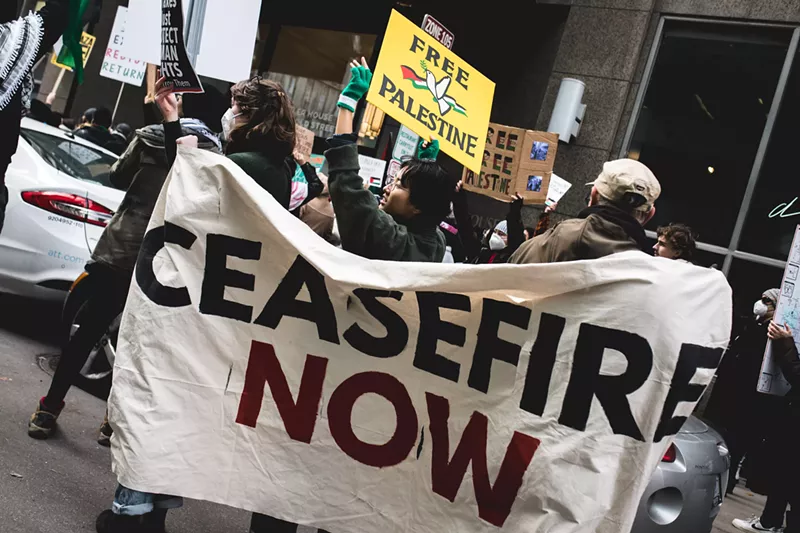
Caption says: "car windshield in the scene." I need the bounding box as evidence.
[20,129,120,190]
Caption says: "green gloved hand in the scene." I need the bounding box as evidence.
[338,58,373,112]
[417,138,440,161]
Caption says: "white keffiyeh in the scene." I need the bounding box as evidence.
[0,12,43,112]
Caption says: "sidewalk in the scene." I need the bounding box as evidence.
[714,485,769,533]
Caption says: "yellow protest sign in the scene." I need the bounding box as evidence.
[367,11,494,172]
[51,32,96,71]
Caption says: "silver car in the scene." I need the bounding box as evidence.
[631,416,730,533]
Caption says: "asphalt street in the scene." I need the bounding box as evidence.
[0,293,771,533]
[0,294,250,533]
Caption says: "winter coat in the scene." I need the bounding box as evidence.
[453,192,527,264]
[164,120,296,210]
[510,205,650,264]
[325,142,445,262]
[74,124,128,155]
[92,121,222,272]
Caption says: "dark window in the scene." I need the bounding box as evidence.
[21,129,120,190]
[727,259,783,323]
[739,52,800,260]
[630,22,792,247]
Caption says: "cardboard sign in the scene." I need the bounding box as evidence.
[100,7,146,87]
[422,14,454,50]
[462,123,559,205]
[51,32,95,71]
[367,10,494,173]
[759,224,800,395]
[296,125,315,161]
[546,174,572,206]
[109,147,732,533]
[160,0,203,93]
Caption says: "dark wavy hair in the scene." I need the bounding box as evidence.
[657,223,697,260]
[226,78,296,160]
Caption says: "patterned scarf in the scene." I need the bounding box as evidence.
[0,12,43,112]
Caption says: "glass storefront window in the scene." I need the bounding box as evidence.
[739,51,800,260]
[629,22,792,247]
[726,259,783,322]
[262,27,376,139]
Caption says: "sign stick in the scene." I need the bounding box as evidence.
[112,83,125,122]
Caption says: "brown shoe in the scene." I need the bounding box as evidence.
[28,397,64,440]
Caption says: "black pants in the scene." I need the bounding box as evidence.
[250,514,329,533]
[761,494,788,529]
[43,262,131,410]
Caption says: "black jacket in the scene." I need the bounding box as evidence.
[453,191,524,264]
[74,124,128,155]
[92,122,222,272]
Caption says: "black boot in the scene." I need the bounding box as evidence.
[96,509,148,533]
[143,509,168,533]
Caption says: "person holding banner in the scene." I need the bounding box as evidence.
[510,159,660,264]
[325,58,454,262]
[158,75,302,211]
[27,92,224,443]
[0,0,73,233]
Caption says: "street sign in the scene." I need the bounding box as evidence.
[422,14,454,50]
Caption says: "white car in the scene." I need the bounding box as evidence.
[0,118,123,301]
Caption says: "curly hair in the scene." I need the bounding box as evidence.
[657,223,697,260]
[226,78,296,160]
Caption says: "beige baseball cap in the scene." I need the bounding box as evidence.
[588,159,661,212]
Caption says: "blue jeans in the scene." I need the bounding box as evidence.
[112,484,183,516]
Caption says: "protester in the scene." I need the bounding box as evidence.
[654,223,697,262]
[92,75,311,533]
[509,159,660,264]
[454,188,556,264]
[0,0,71,233]
[705,289,783,496]
[250,57,454,533]
[158,75,312,211]
[289,150,324,213]
[323,60,453,262]
[298,172,335,241]
[732,320,800,533]
[27,92,223,444]
[74,106,128,155]
[112,122,133,145]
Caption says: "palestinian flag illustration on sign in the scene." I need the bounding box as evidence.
[401,61,468,117]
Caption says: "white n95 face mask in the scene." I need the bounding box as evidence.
[489,233,507,251]
[221,108,242,141]
[753,300,769,320]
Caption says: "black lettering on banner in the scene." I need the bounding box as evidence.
[255,255,340,344]
[468,299,532,393]
[410,35,426,54]
[413,292,470,382]
[136,222,196,308]
[344,289,409,358]
[466,135,479,158]
[388,88,405,110]
[654,344,724,442]
[519,313,566,416]
[559,323,653,441]
[199,234,261,323]
[425,46,441,67]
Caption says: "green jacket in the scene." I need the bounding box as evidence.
[325,144,445,262]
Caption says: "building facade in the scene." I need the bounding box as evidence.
[23,0,800,317]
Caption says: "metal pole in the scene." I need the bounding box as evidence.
[722,27,800,275]
[111,83,125,122]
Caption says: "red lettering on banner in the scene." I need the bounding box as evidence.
[328,372,418,468]
[426,393,540,527]
[235,341,327,443]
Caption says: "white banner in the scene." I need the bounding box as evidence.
[109,147,732,533]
